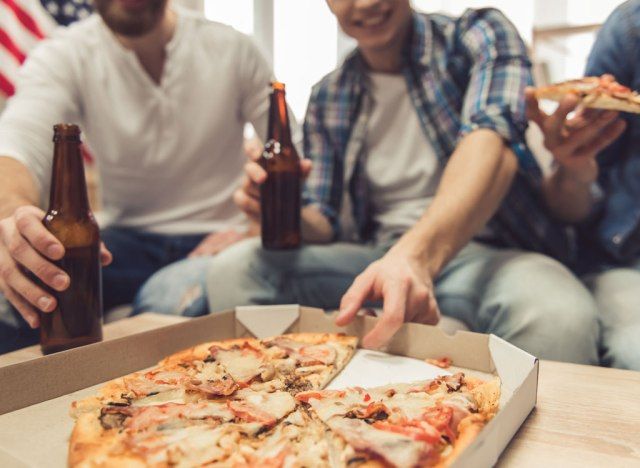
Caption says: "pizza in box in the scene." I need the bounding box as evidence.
[69,332,500,467]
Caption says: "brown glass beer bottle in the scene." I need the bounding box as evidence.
[259,81,302,249]
[39,124,103,354]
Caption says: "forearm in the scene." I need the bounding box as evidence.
[0,157,40,218]
[391,129,517,277]
[301,205,333,243]
[541,167,594,223]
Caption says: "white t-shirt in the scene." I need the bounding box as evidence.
[0,8,275,234]
[365,73,442,243]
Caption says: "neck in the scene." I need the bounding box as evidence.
[360,15,412,73]
[116,9,176,83]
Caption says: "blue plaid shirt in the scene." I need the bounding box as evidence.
[302,8,572,261]
[580,0,640,268]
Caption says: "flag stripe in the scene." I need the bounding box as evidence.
[0,70,16,97]
[1,0,46,39]
[0,28,27,63]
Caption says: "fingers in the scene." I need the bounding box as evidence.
[234,188,261,221]
[100,242,113,266]
[336,269,376,326]
[362,279,409,349]
[2,285,40,328]
[300,159,312,179]
[555,112,620,161]
[0,217,68,291]
[547,95,580,140]
[524,87,545,128]
[574,118,626,159]
[246,161,267,185]
[0,250,56,314]
[13,206,63,260]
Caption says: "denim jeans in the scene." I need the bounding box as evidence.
[582,258,640,371]
[137,238,600,365]
[0,227,205,354]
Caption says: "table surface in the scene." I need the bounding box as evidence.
[1,313,639,467]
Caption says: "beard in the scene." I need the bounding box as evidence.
[94,0,168,37]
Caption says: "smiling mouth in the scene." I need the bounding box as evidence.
[353,10,392,29]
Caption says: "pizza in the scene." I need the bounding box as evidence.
[534,74,640,113]
[68,333,500,467]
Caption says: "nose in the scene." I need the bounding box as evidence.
[353,0,383,11]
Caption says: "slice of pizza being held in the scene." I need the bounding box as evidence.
[534,74,640,113]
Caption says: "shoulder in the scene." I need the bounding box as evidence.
[309,55,360,109]
[180,8,259,55]
[24,14,102,69]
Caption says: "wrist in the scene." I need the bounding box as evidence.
[554,162,597,188]
[389,231,448,279]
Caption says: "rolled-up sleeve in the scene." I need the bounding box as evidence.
[0,36,81,201]
[456,9,532,147]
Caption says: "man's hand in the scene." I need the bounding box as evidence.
[525,87,626,184]
[0,205,112,328]
[233,158,313,224]
[187,229,250,258]
[335,248,440,350]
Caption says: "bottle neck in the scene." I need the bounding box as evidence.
[48,138,91,218]
[267,89,292,146]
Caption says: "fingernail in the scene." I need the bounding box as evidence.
[47,244,63,258]
[38,296,53,311]
[29,318,39,329]
[53,274,69,290]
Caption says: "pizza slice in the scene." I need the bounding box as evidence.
[260,333,358,394]
[534,74,640,113]
[69,389,297,467]
[296,373,500,467]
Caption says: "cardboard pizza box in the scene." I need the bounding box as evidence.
[0,305,538,467]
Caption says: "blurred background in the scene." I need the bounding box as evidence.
[188,0,625,122]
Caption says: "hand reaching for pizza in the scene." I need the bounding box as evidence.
[335,249,440,349]
[525,87,626,184]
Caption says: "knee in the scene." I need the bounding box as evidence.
[487,253,599,363]
[133,258,209,317]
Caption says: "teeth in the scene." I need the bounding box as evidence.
[362,14,386,27]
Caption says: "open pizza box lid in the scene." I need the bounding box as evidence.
[0,305,538,467]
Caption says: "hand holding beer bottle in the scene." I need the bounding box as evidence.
[0,124,111,352]
[234,82,312,247]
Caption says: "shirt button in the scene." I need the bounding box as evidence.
[613,235,623,244]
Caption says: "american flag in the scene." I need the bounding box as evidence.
[0,0,92,103]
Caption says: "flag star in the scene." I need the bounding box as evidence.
[63,2,75,15]
[46,1,59,14]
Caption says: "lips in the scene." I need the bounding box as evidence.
[118,0,148,10]
[353,10,392,29]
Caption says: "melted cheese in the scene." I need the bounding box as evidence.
[328,417,428,468]
[215,349,264,383]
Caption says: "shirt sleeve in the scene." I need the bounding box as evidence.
[456,8,532,146]
[302,83,340,238]
[0,35,81,201]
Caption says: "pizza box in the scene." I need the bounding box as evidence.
[0,305,538,467]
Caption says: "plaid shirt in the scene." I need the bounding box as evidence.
[302,8,573,262]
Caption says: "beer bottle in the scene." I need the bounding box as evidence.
[259,81,302,250]
[40,124,103,354]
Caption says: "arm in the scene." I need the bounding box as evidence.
[0,38,110,328]
[526,92,625,223]
[527,4,632,223]
[337,9,533,348]
[337,130,516,348]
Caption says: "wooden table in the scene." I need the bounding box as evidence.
[1,314,639,466]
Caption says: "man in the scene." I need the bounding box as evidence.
[140,0,600,363]
[0,0,275,353]
[526,0,640,370]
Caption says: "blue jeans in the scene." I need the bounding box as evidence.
[137,238,600,365]
[582,258,640,371]
[0,227,205,354]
